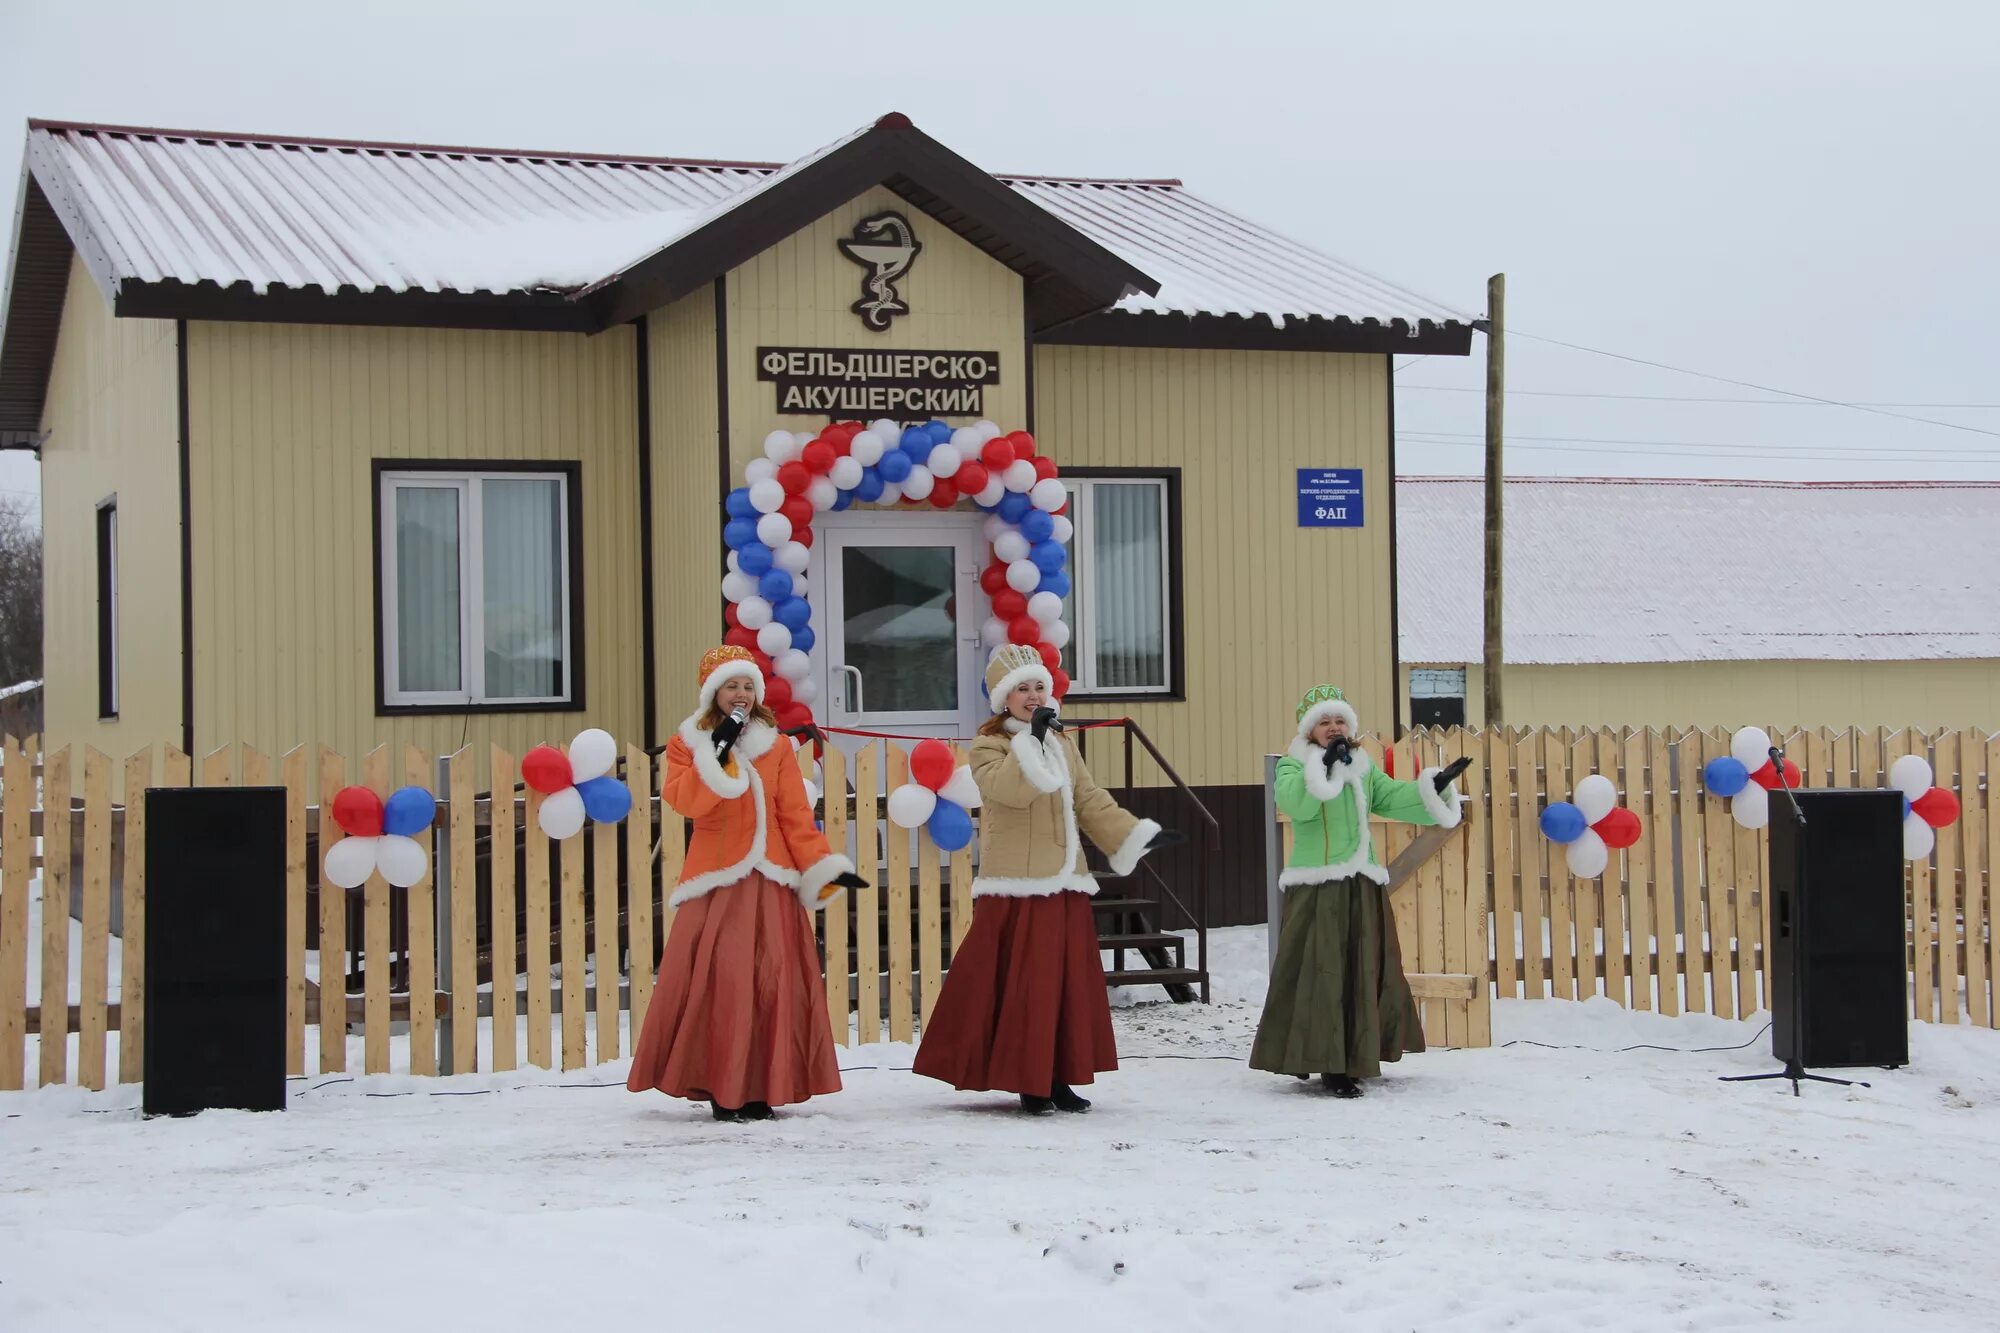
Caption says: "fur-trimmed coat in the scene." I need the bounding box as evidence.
[968,720,1160,899]
[662,714,854,912]
[1275,739,1463,890]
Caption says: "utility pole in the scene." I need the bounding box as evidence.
[1482,273,1505,729]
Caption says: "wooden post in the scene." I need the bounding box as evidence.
[1481,272,1506,728]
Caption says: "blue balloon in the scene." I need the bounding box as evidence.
[759,568,794,602]
[1019,509,1056,543]
[723,518,759,551]
[1702,756,1750,798]
[1903,795,1913,820]
[791,624,816,654]
[725,488,756,520]
[739,542,774,576]
[775,596,811,631]
[577,775,632,825]
[855,468,885,503]
[925,420,952,445]
[1030,540,1067,574]
[927,799,974,852]
[997,491,1032,523]
[878,449,913,483]
[1037,569,1072,599]
[382,785,437,838]
[832,490,854,512]
[1539,801,1588,844]
[899,426,930,453]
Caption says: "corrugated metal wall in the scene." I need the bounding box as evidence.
[38,257,181,756]
[647,289,723,730]
[1035,344,1393,788]
[185,321,643,779]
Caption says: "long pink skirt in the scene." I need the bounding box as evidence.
[626,872,841,1109]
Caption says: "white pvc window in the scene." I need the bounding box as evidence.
[380,470,572,707]
[1058,478,1172,695]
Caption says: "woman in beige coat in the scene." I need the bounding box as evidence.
[912,644,1182,1114]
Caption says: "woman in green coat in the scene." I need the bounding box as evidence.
[1250,685,1465,1097]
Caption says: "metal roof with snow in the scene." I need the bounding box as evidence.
[1397,477,2000,665]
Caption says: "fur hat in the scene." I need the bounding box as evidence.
[1295,684,1359,740]
[985,644,1054,714]
[698,644,764,714]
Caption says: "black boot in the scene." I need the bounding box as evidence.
[1320,1074,1363,1099]
[1051,1082,1092,1114]
[711,1101,746,1122]
[742,1101,774,1121]
[1019,1093,1056,1116]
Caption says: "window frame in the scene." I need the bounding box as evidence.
[96,495,118,720]
[372,459,585,716]
[1057,468,1184,702]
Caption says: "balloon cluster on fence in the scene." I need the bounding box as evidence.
[720,419,1071,728]
[324,784,436,889]
[521,728,633,840]
[1538,774,1642,878]
[886,739,982,853]
[1699,726,1801,830]
[1887,754,1962,861]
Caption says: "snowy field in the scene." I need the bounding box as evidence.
[4,926,1998,1332]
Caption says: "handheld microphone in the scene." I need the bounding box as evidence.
[730,707,748,726]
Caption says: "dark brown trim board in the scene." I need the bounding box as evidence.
[175,320,193,756]
[95,495,117,720]
[634,317,659,749]
[1385,353,1402,739]
[1058,466,1186,703]
[1021,288,1037,434]
[713,275,732,632]
[114,279,605,334]
[1038,310,1476,357]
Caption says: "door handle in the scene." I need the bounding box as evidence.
[835,664,864,714]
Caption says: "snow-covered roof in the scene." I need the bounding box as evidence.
[1397,478,2000,665]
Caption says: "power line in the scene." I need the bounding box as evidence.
[1400,428,2000,457]
[1398,435,2000,464]
[1397,384,2000,409]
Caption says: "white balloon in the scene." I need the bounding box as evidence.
[981,616,1009,647]
[737,596,773,629]
[567,727,618,783]
[537,786,587,841]
[776,649,812,682]
[850,432,885,466]
[726,550,742,574]
[976,477,1007,508]
[749,478,786,514]
[763,429,800,463]
[807,476,838,513]
[940,766,982,811]
[994,531,1031,564]
[887,783,937,830]
[774,540,810,574]
[721,572,757,603]
[950,427,982,454]
[1573,774,1618,826]
[376,834,431,888]
[1564,829,1609,878]
[1730,782,1770,830]
[830,455,864,490]
[745,457,777,485]
[756,512,793,547]
[1030,478,1067,512]
[877,481,903,506]
[1729,726,1773,771]
[1045,619,1071,650]
[983,515,1009,544]
[1889,754,1934,803]
[1050,515,1075,544]
[903,465,936,501]
[974,420,1002,441]
[869,418,900,443]
[1006,559,1042,594]
[1029,591,1064,626]
[1904,815,1936,861]
[794,675,819,705]
[1003,459,1038,493]
[789,570,810,597]
[323,835,379,890]
[792,430,817,450]
[757,622,793,657]
[929,444,963,478]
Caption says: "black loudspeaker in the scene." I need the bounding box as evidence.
[143,786,287,1116]
[1767,789,1908,1071]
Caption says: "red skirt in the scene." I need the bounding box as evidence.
[912,889,1118,1096]
[626,872,841,1108]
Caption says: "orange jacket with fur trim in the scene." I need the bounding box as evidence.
[663,715,853,911]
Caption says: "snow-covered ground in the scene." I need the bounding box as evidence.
[4,925,1997,1331]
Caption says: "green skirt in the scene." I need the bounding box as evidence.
[1249,874,1425,1079]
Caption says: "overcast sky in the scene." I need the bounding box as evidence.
[5,0,1998,512]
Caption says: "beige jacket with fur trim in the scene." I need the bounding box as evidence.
[969,720,1160,898]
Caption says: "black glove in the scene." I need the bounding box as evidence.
[711,713,746,763]
[1322,735,1354,775]
[832,871,869,890]
[1030,706,1060,743]
[1433,756,1473,793]
[1148,828,1186,850]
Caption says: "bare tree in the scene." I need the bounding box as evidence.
[0,497,43,689]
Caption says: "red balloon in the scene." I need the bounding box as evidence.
[980,438,1014,470]
[723,602,741,629]
[801,442,836,475]
[899,492,922,506]
[956,461,989,496]
[979,562,1011,596]
[780,495,813,530]
[791,523,814,549]
[1050,667,1070,699]
[725,626,759,651]
[1007,616,1040,646]
[1032,455,1059,482]
[764,675,793,711]
[521,745,574,796]
[778,461,811,495]
[829,431,853,457]
[1009,431,1037,462]
[992,589,1028,620]
[1748,758,1801,791]
[1594,807,1643,850]
[1035,643,1062,672]
[910,739,956,791]
[778,702,813,731]
[928,479,959,509]
[1912,787,1961,828]
[752,650,775,677]
[331,785,384,837]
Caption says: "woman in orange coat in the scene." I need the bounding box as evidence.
[627,646,865,1121]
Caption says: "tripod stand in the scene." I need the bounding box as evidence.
[1718,1062,1869,1098]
